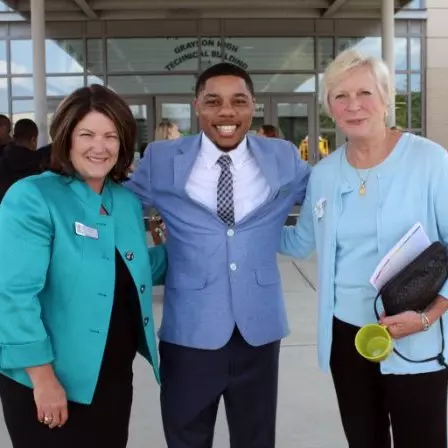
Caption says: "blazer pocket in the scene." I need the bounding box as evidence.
[166,271,207,290]
[255,267,280,286]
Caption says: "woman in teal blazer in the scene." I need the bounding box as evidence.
[0,85,166,448]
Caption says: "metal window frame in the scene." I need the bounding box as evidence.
[0,17,426,149]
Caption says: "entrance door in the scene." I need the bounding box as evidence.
[46,98,63,143]
[154,95,197,139]
[126,97,152,159]
[252,94,317,164]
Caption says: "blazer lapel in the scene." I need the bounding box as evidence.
[173,134,202,194]
[247,135,280,200]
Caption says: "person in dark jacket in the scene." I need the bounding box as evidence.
[0,118,40,202]
[36,143,52,170]
[0,114,12,157]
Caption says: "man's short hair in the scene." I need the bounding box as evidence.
[0,114,11,132]
[195,63,254,97]
[13,119,38,141]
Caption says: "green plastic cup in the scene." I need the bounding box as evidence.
[355,324,393,363]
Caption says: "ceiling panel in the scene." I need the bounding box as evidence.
[2,0,414,20]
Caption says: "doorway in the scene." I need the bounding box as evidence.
[48,93,318,164]
[252,94,317,164]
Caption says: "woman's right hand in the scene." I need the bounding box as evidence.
[26,365,69,429]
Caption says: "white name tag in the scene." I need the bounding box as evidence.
[74,222,99,239]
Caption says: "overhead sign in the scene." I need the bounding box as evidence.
[164,38,248,71]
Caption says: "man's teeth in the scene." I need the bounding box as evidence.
[217,125,237,135]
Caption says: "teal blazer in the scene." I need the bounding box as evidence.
[0,172,166,404]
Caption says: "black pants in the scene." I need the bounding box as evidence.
[0,373,133,448]
[160,327,280,448]
[330,317,448,448]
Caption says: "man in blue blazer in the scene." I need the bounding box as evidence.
[126,63,311,448]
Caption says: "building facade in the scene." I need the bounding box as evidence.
[0,0,437,162]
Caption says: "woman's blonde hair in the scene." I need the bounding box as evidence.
[321,49,394,116]
[154,119,177,141]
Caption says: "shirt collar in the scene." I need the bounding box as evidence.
[63,175,114,213]
[200,132,249,171]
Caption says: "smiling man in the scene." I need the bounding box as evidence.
[126,63,311,448]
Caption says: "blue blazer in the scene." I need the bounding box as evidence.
[126,134,311,349]
[0,172,166,404]
[280,133,448,375]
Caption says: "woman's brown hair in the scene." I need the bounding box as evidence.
[260,124,279,138]
[49,84,137,182]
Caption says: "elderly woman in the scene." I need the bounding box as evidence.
[280,49,448,448]
[0,85,166,447]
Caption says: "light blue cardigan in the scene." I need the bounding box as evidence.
[281,133,448,375]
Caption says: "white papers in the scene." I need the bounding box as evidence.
[370,222,431,291]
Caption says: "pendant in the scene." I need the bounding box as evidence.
[359,181,366,196]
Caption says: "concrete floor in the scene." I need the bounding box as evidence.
[0,255,348,447]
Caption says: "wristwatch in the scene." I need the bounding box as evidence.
[420,312,431,331]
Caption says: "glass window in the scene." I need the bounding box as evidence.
[87,39,104,74]
[320,105,335,129]
[0,2,12,12]
[46,40,84,74]
[107,38,200,72]
[159,103,192,135]
[107,75,196,95]
[47,76,84,96]
[88,75,104,86]
[0,41,6,75]
[337,37,381,58]
[318,38,334,72]
[411,74,421,129]
[12,40,85,75]
[11,40,32,74]
[224,37,315,71]
[395,94,408,129]
[12,99,34,124]
[395,38,407,71]
[277,101,309,148]
[395,74,408,94]
[252,74,316,93]
[12,77,33,97]
[0,77,8,114]
[319,132,336,157]
[403,0,424,9]
[200,37,224,71]
[395,73,408,129]
[410,38,421,71]
[128,104,148,152]
[250,103,265,134]
[337,37,408,71]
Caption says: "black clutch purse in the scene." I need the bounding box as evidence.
[374,241,448,367]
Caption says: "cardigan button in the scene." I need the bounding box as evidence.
[125,251,134,261]
[140,284,146,293]
[143,317,149,326]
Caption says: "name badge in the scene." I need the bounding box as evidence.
[74,222,99,239]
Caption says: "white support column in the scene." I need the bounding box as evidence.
[31,0,47,146]
[382,0,395,127]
